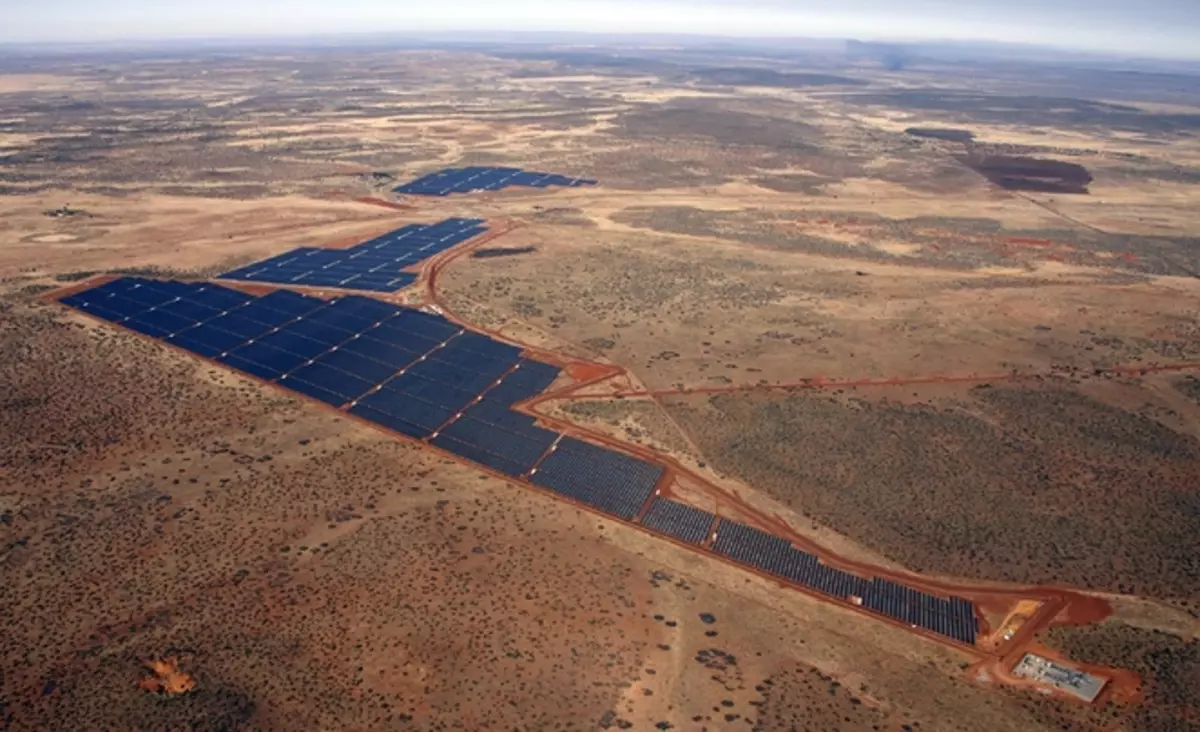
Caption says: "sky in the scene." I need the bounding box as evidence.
[4,0,1200,60]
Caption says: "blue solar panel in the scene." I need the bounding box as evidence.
[348,402,429,439]
[383,372,479,411]
[388,311,463,341]
[205,313,274,340]
[336,334,423,369]
[279,319,354,348]
[137,280,196,299]
[405,358,500,394]
[73,301,127,322]
[215,218,488,293]
[642,499,714,545]
[430,433,528,477]
[126,308,196,335]
[219,353,285,382]
[257,289,327,316]
[168,331,226,358]
[96,294,150,319]
[277,375,348,407]
[156,298,222,323]
[254,330,332,360]
[237,301,307,328]
[313,348,400,384]
[394,168,591,197]
[288,362,374,399]
[124,317,173,338]
[121,286,178,309]
[449,331,524,361]
[171,324,247,355]
[227,340,311,374]
[485,361,561,405]
[431,345,516,380]
[78,278,139,299]
[327,296,403,321]
[439,416,552,468]
[530,438,661,520]
[371,321,451,352]
[60,276,988,650]
[188,287,252,311]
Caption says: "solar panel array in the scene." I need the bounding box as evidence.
[59,276,977,648]
[713,519,977,645]
[218,218,487,293]
[394,166,597,197]
[640,498,715,545]
[531,437,664,520]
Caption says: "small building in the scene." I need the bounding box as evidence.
[1012,653,1108,703]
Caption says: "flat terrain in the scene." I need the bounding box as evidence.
[3,41,1200,729]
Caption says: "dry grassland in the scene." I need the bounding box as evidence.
[3,45,1199,729]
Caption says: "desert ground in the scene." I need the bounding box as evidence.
[2,41,1199,730]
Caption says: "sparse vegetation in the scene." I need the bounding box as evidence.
[3,40,1200,731]
[664,385,1200,598]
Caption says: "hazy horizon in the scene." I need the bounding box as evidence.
[5,0,1200,61]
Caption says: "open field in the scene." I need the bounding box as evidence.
[3,40,1200,728]
[660,380,1200,598]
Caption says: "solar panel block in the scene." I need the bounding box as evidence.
[484,361,561,406]
[640,499,714,545]
[187,287,253,311]
[348,403,429,440]
[462,398,551,440]
[254,330,332,361]
[236,301,309,328]
[382,372,479,412]
[215,218,488,293]
[387,310,464,342]
[431,434,528,477]
[278,375,349,408]
[394,167,597,196]
[219,353,285,382]
[156,297,222,323]
[337,334,424,370]
[437,416,553,469]
[326,296,403,322]
[227,340,311,375]
[713,520,795,575]
[429,346,516,381]
[288,362,374,400]
[172,324,248,355]
[312,348,400,385]
[205,313,274,340]
[59,276,983,651]
[405,358,500,395]
[282,319,355,347]
[530,438,662,520]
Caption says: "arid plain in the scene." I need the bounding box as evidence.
[2,43,1199,730]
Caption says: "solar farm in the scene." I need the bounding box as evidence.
[57,275,980,648]
[393,166,598,196]
[218,218,488,292]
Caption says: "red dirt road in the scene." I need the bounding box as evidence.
[48,215,1167,704]
[413,220,1168,701]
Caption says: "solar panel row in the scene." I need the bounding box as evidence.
[530,437,664,520]
[394,166,598,197]
[640,498,714,545]
[219,217,487,293]
[712,518,978,645]
[60,277,976,647]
